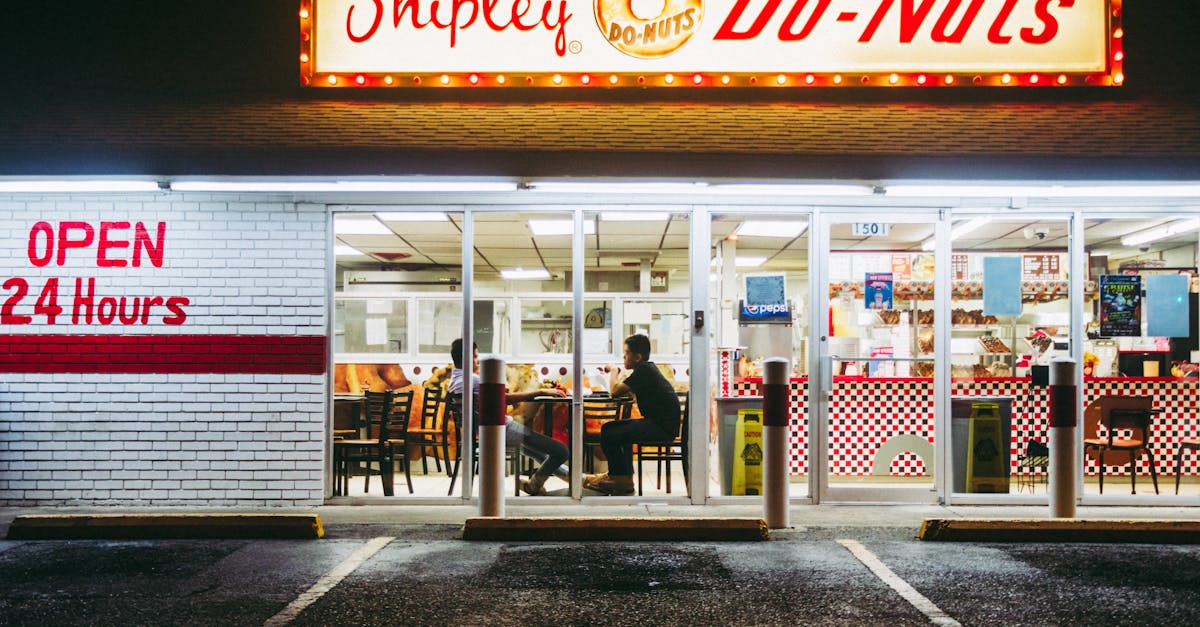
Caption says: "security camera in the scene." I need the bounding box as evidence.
[1139,246,1151,253]
[1034,227,1049,240]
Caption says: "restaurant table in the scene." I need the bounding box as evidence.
[530,395,573,440]
[333,393,365,439]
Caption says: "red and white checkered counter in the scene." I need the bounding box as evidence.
[731,376,1199,479]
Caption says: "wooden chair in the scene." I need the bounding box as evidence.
[407,387,451,477]
[1175,438,1200,494]
[635,391,689,495]
[582,397,632,473]
[333,389,415,496]
[1083,396,1159,495]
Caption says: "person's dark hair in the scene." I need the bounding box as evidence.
[450,338,478,368]
[624,334,651,361]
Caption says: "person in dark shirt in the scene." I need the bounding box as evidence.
[585,334,680,495]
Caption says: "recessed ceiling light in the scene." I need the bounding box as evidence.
[528,219,596,235]
[335,244,366,256]
[735,221,808,238]
[335,219,393,235]
[500,268,551,280]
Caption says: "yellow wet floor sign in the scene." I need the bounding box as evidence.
[732,409,764,496]
[966,402,1008,493]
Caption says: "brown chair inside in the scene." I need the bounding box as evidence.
[1175,437,1200,495]
[635,391,689,495]
[1083,396,1159,495]
[407,387,452,477]
[582,397,632,473]
[333,389,415,496]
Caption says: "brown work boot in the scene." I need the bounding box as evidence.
[591,474,634,496]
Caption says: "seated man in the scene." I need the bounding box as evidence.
[449,339,569,495]
[586,333,680,496]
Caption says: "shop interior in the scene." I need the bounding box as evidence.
[331,207,1200,502]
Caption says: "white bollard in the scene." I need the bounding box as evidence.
[762,357,791,529]
[1048,358,1077,518]
[479,356,507,517]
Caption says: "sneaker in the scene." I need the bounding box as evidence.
[590,476,634,496]
[520,475,548,496]
[582,473,608,489]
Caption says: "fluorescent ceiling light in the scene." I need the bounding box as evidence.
[377,211,448,222]
[170,180,517,192]
[528,219,596,235]
[527,181,707,194]
[735,256,767,268]
[335,219,393,235]
[921,217,992,250]
[1089,250,1113,257]
[0,180,162,193]
[1120,217,1200,247]
[500,268,551,280]
[735,220,809,238]
[887,184,1200,198]
[709,184,873,196]
[335,244,366,256]
[599,211,672,221]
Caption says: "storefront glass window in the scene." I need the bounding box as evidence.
[1083,215,1200,500]
[335,299,408,354]
[949,216,1069,497]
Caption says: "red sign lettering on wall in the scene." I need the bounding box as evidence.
[3,221,191,327]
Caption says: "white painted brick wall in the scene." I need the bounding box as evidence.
[0,195,329,506]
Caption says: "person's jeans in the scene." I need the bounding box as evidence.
[599,419,674,476]
[506,420,569,479]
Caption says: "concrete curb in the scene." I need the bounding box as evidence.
[463,517,769,541]
[919,518,1200,543]
[6,513,324,540]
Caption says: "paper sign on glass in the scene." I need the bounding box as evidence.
[1146,274,1190,338]
[983,257,1022,316]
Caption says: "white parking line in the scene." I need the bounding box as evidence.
[837,539,962,627]
[263,536,395,626]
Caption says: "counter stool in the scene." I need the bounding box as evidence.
[1175,438,1200,495]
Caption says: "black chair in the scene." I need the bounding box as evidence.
[1084,401,1160,495]
[582,397,632,473]
[333,389,415,496]
[635,391,689,495]
[445,393,525,496]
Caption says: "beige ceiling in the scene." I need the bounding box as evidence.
[335,212,1199,275]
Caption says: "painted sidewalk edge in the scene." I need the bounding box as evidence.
[919,518,1200,543]
[462,516,769,541]
[6,513,324,539]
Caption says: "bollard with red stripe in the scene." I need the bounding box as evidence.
[762,357,791,529]
[479,356,507,517]
[1048,357,1077,518]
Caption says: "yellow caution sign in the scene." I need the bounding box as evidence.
[732,409,764,496]
[966,402,1009,493]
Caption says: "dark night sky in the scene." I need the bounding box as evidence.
[2,1,1199,101]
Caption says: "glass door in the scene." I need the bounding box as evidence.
[814,212,945,503]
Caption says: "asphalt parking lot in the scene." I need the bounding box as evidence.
[2,521,1198,626]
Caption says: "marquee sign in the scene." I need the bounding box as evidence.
[300,0,1121,87]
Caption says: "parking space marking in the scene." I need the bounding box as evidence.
[263,536,394,626]
[837,539,961,627]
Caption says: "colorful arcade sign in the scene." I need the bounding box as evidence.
[300,0,1122,88]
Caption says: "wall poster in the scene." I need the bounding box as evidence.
[1100,274,1143,337]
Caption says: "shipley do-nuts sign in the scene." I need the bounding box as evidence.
[300,0,1120,87]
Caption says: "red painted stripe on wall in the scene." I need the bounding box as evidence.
[0,334,326,375]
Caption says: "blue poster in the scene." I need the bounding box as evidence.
[864,272,893,310]
[1146,274,1190,337]
[983,257,1022,316]
[1100,275,1142,337]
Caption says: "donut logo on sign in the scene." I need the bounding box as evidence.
[595,0,702,58]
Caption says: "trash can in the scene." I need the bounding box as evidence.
[715,396,762,496]
[951,396,1013,493]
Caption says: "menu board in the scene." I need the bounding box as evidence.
[1100,275,1143,337]
[1022,254,1063,280]
[952,254,969,281]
